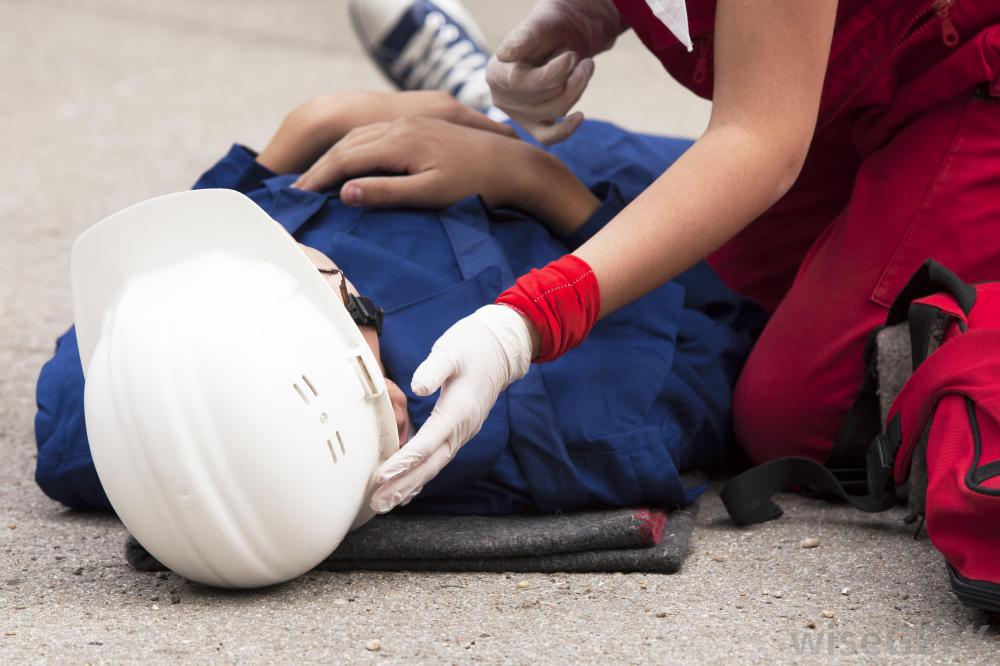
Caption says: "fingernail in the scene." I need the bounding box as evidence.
[411,382,428,395]
[342,183,363,205]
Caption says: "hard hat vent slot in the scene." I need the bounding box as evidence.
[354,355,379,398]
[294,375,319,404]
[326,432,347,463]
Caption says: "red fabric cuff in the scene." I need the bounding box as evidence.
[496,255,602,363]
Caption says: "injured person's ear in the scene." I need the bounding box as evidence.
[386,378,412,445]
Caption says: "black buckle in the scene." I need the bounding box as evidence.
[866,415,902,493]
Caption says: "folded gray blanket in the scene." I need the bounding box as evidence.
[126,505,697,575]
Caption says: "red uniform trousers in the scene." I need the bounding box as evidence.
[612,0,1000,463]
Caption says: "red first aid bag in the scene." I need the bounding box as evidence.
[723,260,1000,612]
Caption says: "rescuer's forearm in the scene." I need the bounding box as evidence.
[573,121,804,316]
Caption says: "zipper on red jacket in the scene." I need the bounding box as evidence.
[692,36,711,85]
[824,0,961,126]
[933,0,960,46]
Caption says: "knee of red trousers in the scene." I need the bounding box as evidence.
[732,324,870,466]
[733,356,835,466]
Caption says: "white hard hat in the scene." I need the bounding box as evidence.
[71,189,400,588]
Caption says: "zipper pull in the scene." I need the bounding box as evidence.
[933,0,960,47]
[692,37,709,85]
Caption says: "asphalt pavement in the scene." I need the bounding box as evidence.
[1,1,997,662]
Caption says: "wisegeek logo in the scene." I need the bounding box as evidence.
[790,624,991,657]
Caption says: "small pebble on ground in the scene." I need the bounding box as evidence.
[366,639,380,652]
[515,580,529,590]
[799,537,820,549]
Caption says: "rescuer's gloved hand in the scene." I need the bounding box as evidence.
[369,304,535,513]
[486,0,625,145]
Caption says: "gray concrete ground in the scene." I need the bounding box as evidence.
[1,1,998,663]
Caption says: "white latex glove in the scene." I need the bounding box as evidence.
[486,0,626,145]
[369,304,534,513]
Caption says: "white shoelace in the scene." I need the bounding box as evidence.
[389,10,491,108]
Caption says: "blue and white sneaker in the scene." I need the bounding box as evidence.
[349,0,494,110]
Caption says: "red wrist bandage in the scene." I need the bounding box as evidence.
[496,255,602,363]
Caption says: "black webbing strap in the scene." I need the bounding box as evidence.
[886,260,976,323]
[824,327,883,472]
[824,260,972,471]
[722,417,902,526]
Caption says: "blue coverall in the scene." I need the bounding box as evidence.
[34,120,763,515]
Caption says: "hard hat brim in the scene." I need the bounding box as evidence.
[71,189,400,464]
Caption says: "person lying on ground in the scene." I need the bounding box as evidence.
[35,90,763,516]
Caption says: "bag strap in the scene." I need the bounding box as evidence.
[823,327,883,472]
[885,260,976,324]
[721,417,902,526]
[824,260,975,470]
[722,260,976,526]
